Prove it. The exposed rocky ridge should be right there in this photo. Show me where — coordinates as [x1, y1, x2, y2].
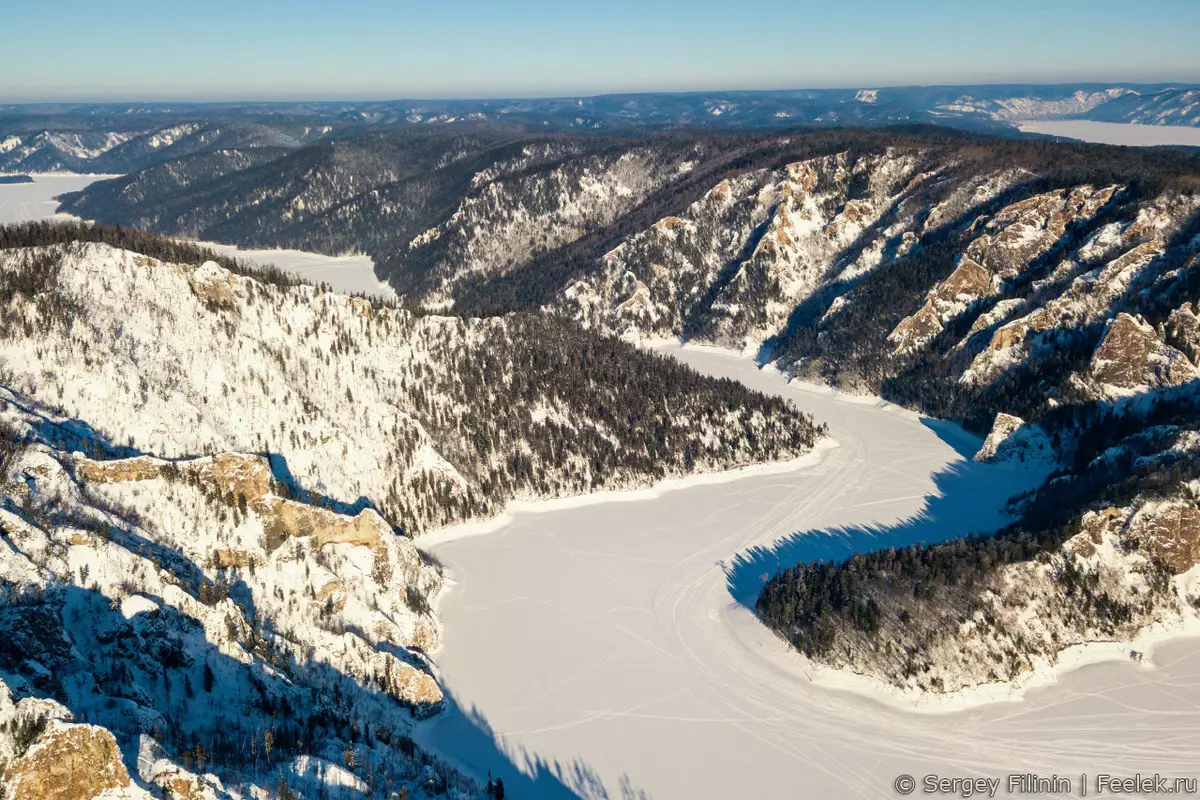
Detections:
[405, 143, 700, 304]
[1085, 313, 1198, 396]
[974, 412, 1054, 464]
[557, 149, 926, 348]
[888, 184, 1120, 354]
[0, 402, 473, 798]
[3, 717, 136, 800]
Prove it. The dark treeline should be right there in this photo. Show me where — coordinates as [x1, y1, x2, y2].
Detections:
[383, 311, 826, 531]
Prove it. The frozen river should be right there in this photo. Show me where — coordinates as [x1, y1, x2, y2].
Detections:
[0, 175, 394, 298]
[1017, 120, 1200, 148]
[419, 346, 1200, 799]
[0, 174, 118, 225]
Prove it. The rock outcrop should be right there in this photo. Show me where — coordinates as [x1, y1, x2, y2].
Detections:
[975, 412, 1054, 464]
[5, 722, 134, 800]
[1088, 313, 1196, 395]
[889, 185, 1118, 353]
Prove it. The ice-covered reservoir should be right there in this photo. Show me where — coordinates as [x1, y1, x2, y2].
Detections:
[418, 346, 1200, 799]
[0, 175, 395, 299]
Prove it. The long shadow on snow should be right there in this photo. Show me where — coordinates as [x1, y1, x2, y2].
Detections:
[419, 686, 651, 800]
[1, 384, 144, 459]
[724, 435, 1040, 608]
[266, 451, 380, 520]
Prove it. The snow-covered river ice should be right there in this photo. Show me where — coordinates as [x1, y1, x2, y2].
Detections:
[0, 174, 395, 299]
[5, 174, 1200, 799]
[419, 347, 1200, 799]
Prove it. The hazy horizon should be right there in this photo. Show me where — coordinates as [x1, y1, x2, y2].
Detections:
[6, 0, 1199, 103]
[6, 78, 1200, 107]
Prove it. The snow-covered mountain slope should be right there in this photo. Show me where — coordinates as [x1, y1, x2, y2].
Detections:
[0, 400, 476, 799]
[1082, 87, 1200, 127]
[0, 229, 821, 538]
[403, 144, 699, 304]
[4, 85, 1198, 179]
[57, 131, 499, 250]
[556, 149, 933, 348]
[934, 88, 1133, 122]
[0, 223, 825, 797]
[549, 146, 1073, 355]
[747, 163, 1200, 693]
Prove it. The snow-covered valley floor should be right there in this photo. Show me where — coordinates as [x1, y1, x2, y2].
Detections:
[419, 346, 1200, 799]
[1016, 120, 1200, 147]
[0, 176, 395, 298]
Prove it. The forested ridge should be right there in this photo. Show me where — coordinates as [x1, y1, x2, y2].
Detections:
[0, 220, 823, 536]
[757, 391, 1200, 665]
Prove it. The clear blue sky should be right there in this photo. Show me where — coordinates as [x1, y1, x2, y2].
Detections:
[5, 0, 1199, 101]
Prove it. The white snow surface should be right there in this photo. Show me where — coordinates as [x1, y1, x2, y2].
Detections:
[0, 174, 120, 225]
[1017, 120, 1200, 147]
[417, 346, 1200, 799]
[203, 242, 397, 301]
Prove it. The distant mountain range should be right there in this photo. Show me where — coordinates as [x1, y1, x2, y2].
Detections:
[2, 83, 1199, 175]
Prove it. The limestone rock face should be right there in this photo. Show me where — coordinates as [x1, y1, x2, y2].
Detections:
[187, 260, 236, 307]
[1131, 501, 1200, 574]
[373, 653, 445, 714]
[1165, 303, 1200, 364]
[889, 185, 1118, 354]
[562, 149, 923, 348]
[888, 301, 944, 354]
[76, 455, 165, 483]
[6, 722, 133, 800]
[975, 412, 1053, 464]
[1089, 313, 1196, 393]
